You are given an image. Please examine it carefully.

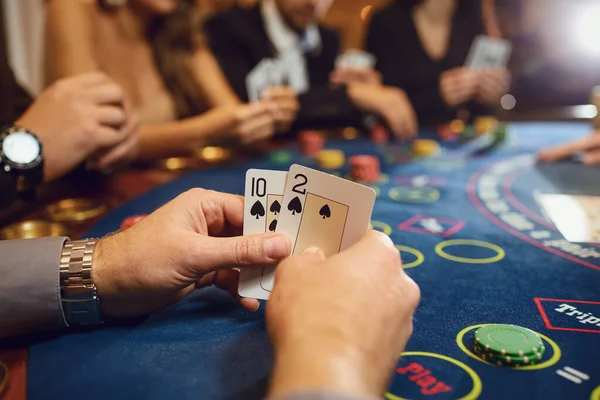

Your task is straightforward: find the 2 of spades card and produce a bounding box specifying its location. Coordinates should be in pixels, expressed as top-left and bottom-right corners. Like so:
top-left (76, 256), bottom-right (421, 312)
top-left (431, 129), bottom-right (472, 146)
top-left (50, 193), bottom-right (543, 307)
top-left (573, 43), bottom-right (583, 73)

top-left (259, 165), bottom-right (376, 292)
top-left (239, 169), bottom-right (287, 300)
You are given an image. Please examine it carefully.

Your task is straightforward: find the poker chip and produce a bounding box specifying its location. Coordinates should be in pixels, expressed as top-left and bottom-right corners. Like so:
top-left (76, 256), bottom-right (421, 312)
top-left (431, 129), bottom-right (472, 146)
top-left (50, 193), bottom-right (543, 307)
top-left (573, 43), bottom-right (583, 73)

top-left (299, 131), bottom-right (325, 156)
top-left (474, 324), bottom-right (544, 363)
top-left (349, 155), bottom-right (380, 183)
top-left (369, 125), bottom-right (389, 144)
top-left (316, 149), bottom-right (345, 169)
top-left (473, 343), bottom-right (544, 367)
top-left (438, 124), bottom-right (457, 142)
top-left (269, 151), bottom-right (293, 165)
top-left (474, 116), bottom-right (499, 135)
top-left (120, 215), bottom-right (147, 230)
top-left (411, 139), bottom-right (440, 156)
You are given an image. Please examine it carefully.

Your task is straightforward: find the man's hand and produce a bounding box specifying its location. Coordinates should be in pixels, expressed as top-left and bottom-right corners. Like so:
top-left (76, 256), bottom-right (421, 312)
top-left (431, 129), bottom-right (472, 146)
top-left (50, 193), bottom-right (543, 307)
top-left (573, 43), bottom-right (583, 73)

top-left (348, 83), bottom-right (418, 140)
top-left (221, 103), bottom-right (277, 146)
top-left (262, 87), bottom-right (300, 134)
top-left (93, 189), bottom-right (292, 319)
top-left (538, 132), bottom-right (600, 165)
top-left (330, 67), bottom-right (382, 86)
top-left (439, 67), bottom-right (479, 107)
top-left (267, 231), bottom-right (420, 399)
top-left (475, 67), bottom-right (511, 105)
top-left (15, 72), bottom-right (138, 181)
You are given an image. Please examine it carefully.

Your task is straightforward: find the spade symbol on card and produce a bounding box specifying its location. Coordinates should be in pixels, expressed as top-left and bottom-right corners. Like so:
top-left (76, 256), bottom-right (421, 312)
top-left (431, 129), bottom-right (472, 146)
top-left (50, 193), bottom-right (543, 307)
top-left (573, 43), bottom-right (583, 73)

top-left (251, 200), bottom-right (266, 219)
top-left (319, 204), bottom-right (331, 219)
top-left (288, 196), bottom-right (302, 215)
top-left (270, 200), bottom-right (281, 215)
top-left (269, 219), bottom-right (278, 232)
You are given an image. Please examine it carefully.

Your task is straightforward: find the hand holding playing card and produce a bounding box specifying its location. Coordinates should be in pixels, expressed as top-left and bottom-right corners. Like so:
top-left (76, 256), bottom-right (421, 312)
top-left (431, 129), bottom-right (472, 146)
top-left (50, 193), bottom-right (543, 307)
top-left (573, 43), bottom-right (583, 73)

top-left (475, 67), bottom-right (511, 105)
top-left (439, 67), bottom-right (480, 107)
top-left (92, 189), bottom-right (292, 319)
top-left (330, 67), bottom-right (382, 87)
top-left (538, 131), bottom-right (600, 165)
top-left (348, 83), bottom-right (418, 140)
top-left (267, 231), bottom-right (421, 399)
top-left (262, 87), bottom-right (300, 134)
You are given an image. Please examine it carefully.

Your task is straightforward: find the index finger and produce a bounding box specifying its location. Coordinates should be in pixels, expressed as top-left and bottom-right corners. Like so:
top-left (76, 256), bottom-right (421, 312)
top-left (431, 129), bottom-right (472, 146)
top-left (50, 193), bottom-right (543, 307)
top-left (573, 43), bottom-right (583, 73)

top-left (263, 86), bottom-right (297, 100)
top-left (69, 71), bottom-right (112, 87)
top-left (200, 191), bottom-right (246, 235)
top-left (330, 230), bottom-right (401, 274)
top-left (538, 134), bottom-right (600, 162)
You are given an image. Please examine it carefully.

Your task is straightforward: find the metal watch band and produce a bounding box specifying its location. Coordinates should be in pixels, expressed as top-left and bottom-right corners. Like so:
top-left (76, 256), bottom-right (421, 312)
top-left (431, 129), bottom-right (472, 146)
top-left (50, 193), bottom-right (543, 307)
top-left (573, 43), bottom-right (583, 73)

top-left (59, 239), bottom-right (103, 327)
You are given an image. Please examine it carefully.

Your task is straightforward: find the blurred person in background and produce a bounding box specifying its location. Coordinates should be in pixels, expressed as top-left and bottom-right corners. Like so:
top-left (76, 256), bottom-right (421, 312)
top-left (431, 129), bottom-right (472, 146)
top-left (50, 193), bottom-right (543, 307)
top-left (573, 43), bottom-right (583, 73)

top-left (0, 5), bottom-right (137, 209)
top-left (45, 0), bottom-right (299, 160)
top-left (204, 0), bottom-right (419, 139)
top-left (367, 0), bottom-right (510, 127)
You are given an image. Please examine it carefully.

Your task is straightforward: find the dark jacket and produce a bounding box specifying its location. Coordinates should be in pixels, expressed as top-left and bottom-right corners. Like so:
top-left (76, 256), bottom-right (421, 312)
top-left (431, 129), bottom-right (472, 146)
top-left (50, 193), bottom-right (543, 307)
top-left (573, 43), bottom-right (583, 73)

top-left (204, 5), bottom-right (364, 131)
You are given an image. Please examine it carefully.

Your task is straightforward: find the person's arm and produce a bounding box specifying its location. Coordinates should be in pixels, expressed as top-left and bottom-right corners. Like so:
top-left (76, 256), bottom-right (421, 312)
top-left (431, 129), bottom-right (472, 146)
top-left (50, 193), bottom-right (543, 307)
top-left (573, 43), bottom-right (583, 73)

top-left (482, 0), bottom-right (501, 38)
top-left (192, 47), bottom-right (241, 108)
top-left (0, 237), bottom-right (69, 339)
top-left (291, 87), bottom-right (364, 131)
top-left (44, 0), bottom-right (98, 83)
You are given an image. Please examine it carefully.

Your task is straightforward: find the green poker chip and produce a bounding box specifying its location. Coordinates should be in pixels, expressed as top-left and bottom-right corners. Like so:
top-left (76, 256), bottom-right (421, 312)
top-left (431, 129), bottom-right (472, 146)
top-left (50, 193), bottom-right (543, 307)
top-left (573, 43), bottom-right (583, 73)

top-left (474, 339), bottom-right (545, 358)
top-left (474, 324), bottom-right (544, 357)
top-left (473, 343), bottom-right (544, 367)
top-left (269, 151), bottom-right (293, 165)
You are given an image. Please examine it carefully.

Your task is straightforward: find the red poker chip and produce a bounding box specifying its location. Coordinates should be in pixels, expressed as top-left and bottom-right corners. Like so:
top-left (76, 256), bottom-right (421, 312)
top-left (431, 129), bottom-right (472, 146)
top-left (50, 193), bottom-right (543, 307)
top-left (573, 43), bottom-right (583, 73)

top-left (120, 215), bottom-right (147, 230)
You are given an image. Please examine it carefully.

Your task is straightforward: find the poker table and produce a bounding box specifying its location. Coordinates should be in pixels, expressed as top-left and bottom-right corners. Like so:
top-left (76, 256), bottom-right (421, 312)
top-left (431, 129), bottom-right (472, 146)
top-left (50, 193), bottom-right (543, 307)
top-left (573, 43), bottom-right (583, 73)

top-left (21, 122), bottom-right (600, 399)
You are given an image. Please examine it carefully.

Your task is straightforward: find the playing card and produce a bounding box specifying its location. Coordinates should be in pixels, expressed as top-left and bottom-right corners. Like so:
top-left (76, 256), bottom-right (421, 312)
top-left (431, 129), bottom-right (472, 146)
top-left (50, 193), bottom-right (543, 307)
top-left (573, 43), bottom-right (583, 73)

top-left (465, 35), bottom-right (512, 70)
top-left (335, 49), bottom-right (376, 69)
top-left (278, 48), bottom-right (309, 94)
top-left (538, 194), bottom-right (600, 243)
top-left (239, 169), bottom-right (288, 300)
top-left (246, 59), bottom-right (275, 102)
top-left (260, 165), bottom-right (376, 291)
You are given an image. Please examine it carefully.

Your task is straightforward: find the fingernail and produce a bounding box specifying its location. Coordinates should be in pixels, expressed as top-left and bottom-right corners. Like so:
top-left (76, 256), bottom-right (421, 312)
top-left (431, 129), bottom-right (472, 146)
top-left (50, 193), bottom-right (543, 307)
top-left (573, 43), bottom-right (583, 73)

top-left (300, 247), bottom-right (323, 255)
top-left (264, 234), bottom-right (291, 259)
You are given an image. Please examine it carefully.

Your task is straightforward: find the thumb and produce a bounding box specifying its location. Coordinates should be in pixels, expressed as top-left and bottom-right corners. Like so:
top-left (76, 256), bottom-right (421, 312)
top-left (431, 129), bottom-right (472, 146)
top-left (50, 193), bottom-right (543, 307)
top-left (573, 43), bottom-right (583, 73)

top-left (197, 233), bottom-right (292, 271)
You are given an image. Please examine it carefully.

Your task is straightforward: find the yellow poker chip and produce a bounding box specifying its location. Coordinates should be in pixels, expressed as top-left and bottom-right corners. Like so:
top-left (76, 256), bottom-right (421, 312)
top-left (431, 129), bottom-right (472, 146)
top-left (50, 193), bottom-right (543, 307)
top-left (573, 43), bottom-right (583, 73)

top-left (474, 116), bottom-right (499, 135)
top-left (411, 139), bottom-right (440, 157)
top-left (316, 149), bottom-right (345, 169)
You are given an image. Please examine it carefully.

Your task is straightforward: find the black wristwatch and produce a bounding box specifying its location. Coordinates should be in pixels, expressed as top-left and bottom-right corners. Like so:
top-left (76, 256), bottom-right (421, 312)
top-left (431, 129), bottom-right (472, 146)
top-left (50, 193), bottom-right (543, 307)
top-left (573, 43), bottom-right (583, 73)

top-left (0, 125), bottom-right (44, 194)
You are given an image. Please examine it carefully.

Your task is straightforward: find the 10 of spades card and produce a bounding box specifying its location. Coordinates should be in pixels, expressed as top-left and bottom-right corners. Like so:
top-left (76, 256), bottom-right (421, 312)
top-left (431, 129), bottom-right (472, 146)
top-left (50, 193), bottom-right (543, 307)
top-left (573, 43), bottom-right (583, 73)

top-left (238, 169), bottom-right (288, 300)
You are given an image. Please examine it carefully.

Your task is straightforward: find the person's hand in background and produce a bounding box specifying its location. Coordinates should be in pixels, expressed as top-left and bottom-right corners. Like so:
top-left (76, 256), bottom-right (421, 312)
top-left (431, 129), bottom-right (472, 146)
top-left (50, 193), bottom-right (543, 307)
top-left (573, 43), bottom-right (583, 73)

top-left (475, 67), bottom-right (511, 105)
top-left (348, 83), bottom-right (418, 140)
top-left (330, 67), bottom-right (382, 87)
top-left (93, 189), bottom-right (292, 319)
top-left (218, 102), bottom-right (277, 146)
top-left (439, 67), bottom-right (479, 107)
top-left (262, 87), bottom-right (300, 134)
top-left (267, 231), bottom-right (420, 399)
top-left (15, 72), bottom-right (138, 181)
top-left (538, 132), bottom-right (600, 165)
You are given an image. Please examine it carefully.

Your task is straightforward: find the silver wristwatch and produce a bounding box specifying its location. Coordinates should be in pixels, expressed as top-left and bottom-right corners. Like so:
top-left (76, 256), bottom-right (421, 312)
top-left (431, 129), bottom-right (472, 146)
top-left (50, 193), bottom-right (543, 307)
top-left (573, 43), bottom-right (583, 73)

top-left (59, 239), bottom-right (103, 327)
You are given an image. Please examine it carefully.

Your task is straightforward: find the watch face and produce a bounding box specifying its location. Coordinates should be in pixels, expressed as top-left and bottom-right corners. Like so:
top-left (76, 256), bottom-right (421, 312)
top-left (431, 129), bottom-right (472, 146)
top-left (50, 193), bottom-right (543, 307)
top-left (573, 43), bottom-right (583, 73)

top-left (2, 131), bottom-right (41, 165)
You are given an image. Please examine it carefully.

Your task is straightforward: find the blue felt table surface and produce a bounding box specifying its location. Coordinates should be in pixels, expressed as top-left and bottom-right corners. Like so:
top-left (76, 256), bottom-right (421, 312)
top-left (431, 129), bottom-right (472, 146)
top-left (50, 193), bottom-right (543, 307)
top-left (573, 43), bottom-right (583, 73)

top-left (26, 123), bottom-right (600, 400)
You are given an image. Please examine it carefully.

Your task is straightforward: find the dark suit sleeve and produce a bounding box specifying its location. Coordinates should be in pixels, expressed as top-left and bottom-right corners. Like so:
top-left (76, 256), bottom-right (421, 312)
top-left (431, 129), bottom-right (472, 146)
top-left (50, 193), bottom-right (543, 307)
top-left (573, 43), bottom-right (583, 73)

top-left (292, 30), bottom-right (365, 131)
top-left (366, 12), bottom-right (450, 120)
top-left (204, 17), bottom-right (255, 102)
top-left (0, 237), bottom-right (69, 339)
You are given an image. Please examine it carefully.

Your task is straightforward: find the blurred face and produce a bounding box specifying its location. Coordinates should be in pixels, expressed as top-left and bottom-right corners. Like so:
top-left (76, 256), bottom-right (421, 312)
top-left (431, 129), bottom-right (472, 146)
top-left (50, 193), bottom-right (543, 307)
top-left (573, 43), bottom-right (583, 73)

top-left (274, 0), bottom-right (332, 31)
top-left (132, 0), bottom-right (179, 15)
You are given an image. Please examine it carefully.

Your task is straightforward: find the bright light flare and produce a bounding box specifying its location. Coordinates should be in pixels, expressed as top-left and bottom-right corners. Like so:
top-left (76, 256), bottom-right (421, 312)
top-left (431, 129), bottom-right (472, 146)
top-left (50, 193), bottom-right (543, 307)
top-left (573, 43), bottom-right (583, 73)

top-left (571, 5), bottom-right (600, 57)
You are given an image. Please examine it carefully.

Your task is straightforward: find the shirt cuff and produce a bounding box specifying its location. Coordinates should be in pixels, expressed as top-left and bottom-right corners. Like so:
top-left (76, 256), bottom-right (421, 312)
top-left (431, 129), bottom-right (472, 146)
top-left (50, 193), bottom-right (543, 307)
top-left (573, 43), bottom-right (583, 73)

top-left (0, 236), bottom-right (69, 338)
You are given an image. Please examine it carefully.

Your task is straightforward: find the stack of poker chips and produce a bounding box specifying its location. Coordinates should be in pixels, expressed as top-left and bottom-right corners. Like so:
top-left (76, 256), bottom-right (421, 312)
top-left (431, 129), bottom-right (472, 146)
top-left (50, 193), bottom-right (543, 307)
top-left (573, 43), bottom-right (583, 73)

top-left (299, 131), bottom-right (325, 156)
top-left (369, 125), bottom-right (389, 144)
top-left (349, 155), bottom-right (380, 184)
top-left (411, 139), bottom-right (440, 157)
top-left (473, 324), bottom-right (546, 368)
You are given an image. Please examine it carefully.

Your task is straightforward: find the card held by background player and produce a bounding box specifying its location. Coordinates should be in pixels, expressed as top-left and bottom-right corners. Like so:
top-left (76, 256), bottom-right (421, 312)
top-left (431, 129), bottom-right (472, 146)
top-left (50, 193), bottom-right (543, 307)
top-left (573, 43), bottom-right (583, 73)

top-left (260, 165), bottom-right (376, 291)
top-left (239, 169), bottom-right (288, 300)
top-left (465, 35), bottom-right (512, 70)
